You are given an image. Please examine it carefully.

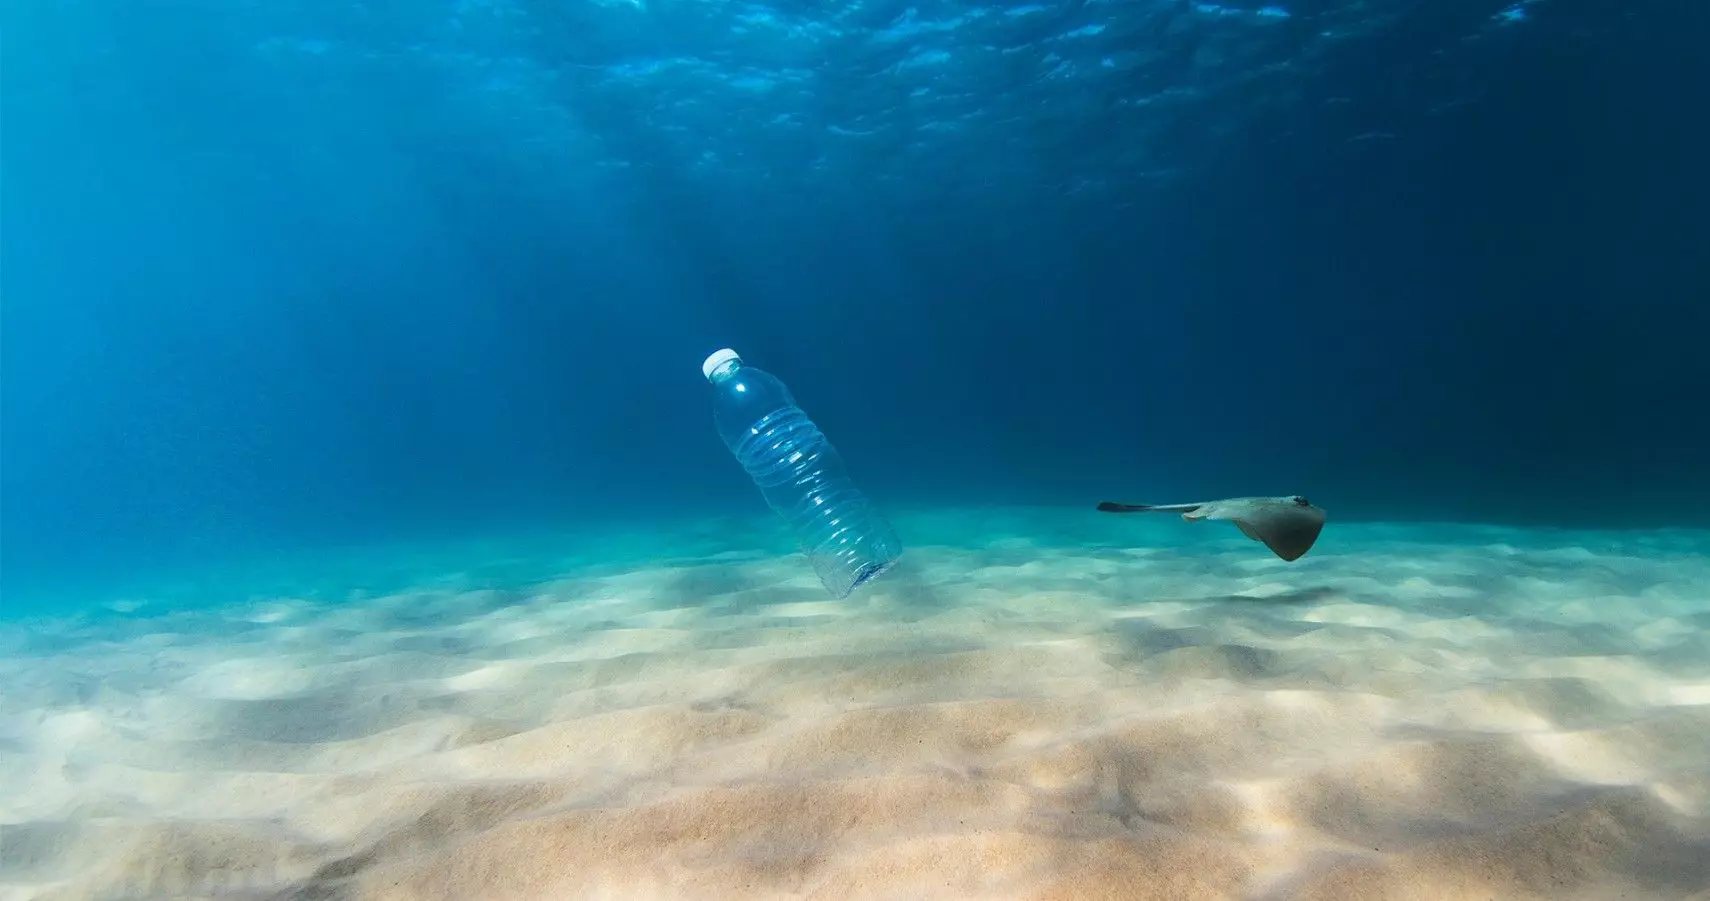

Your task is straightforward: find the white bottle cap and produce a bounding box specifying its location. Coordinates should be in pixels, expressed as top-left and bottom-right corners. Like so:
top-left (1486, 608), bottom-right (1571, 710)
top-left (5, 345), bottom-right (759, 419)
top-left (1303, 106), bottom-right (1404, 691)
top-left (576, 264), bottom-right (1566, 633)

top-left (701, 347), bottom-right (741, 381)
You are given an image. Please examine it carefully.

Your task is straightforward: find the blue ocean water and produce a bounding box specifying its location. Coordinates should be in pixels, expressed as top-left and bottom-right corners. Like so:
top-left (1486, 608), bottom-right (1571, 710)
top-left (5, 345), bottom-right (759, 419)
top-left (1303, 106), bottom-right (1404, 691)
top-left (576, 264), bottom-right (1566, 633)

top-left (5, 0), bottom-right (1705, 612)
top-left (3, 2), bottom-right (1709, 897)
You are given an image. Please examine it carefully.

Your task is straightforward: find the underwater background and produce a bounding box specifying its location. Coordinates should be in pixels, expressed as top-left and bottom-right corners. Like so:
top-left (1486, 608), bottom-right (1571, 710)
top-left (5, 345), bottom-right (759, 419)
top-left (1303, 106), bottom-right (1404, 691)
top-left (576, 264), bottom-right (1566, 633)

top-left (4, 3), bottom-right (1710, 899)
top-left (6, 0), bottom-right (1707, 611)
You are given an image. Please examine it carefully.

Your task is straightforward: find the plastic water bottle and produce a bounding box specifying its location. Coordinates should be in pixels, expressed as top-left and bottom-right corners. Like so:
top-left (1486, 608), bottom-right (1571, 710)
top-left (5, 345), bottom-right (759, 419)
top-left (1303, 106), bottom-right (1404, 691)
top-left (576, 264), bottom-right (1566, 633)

top-left (702, 348), bottom-right (902, 598)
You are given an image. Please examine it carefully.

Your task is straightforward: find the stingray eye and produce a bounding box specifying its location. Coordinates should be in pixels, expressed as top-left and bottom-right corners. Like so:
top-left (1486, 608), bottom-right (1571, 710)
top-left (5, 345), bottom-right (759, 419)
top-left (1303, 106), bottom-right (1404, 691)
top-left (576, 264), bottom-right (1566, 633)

top-left (1294, 496), bottom-right (1310, 506)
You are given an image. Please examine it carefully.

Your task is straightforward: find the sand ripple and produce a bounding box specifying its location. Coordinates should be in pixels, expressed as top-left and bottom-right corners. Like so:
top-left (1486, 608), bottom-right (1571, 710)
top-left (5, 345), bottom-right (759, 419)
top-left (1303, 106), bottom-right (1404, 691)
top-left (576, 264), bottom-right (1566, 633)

top-left (2, 516), bottom-right (1707, 900)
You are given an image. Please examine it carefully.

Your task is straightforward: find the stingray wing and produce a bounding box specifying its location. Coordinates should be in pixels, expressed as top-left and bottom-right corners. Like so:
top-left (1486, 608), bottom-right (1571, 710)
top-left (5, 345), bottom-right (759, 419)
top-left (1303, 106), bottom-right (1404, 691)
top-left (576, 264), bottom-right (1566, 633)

top-left (1237, 505), bottom-right (1327, 561)
top-left (1233, 520), bottom-right (1266, 543)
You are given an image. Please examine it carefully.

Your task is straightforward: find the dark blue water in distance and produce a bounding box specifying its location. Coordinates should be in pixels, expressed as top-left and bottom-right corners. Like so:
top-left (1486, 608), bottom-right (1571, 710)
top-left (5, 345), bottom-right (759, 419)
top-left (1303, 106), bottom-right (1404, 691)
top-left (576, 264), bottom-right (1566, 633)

top-left (3, 0), bottom-right (1706, 613)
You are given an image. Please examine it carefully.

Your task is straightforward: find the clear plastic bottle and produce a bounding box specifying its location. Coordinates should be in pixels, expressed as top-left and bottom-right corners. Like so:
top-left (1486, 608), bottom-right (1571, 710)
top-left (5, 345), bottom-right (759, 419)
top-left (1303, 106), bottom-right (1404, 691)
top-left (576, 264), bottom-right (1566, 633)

top-left (702, 348), bottom-right (902, 598)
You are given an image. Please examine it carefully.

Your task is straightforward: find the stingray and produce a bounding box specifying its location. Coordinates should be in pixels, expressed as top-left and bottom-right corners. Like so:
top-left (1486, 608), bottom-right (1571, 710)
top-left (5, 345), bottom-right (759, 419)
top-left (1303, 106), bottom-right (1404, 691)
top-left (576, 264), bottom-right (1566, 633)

top-left (1096, 496), bottom-right (1327, 562)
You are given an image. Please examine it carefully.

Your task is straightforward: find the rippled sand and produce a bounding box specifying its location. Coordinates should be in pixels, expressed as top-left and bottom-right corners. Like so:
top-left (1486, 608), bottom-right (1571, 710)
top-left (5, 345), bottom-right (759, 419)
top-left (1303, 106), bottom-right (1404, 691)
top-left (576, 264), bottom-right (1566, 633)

top-left (3, 509), bottom-right (1708, 900)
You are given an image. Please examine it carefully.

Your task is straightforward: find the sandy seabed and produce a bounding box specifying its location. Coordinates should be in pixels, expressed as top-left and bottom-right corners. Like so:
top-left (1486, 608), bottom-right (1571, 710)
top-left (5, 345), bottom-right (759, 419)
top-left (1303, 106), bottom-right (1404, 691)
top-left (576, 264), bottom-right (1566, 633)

top-left (3, 508), bottom-right (1709, 901)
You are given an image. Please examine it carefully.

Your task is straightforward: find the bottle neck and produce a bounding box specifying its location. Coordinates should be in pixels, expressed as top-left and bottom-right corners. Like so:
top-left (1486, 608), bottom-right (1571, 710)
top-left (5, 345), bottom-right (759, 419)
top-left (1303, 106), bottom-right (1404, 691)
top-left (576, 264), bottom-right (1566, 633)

top-left (709, 360), bottom-right (742, 382)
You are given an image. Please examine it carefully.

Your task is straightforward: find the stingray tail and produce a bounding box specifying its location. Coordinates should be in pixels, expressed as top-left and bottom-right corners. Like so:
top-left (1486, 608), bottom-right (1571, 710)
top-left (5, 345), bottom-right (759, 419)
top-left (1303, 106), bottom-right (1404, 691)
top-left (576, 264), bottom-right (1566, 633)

top-left (1097, 501), bottom-right (1154, 513)
top-left (1098, 501), bottom-right (1206, 514)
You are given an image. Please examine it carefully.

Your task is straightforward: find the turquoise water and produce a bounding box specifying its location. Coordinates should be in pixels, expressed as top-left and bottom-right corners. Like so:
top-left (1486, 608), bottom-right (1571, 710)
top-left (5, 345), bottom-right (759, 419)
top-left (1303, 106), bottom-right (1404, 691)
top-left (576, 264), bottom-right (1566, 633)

top-left (5, 0), bottom-right (1709, 896)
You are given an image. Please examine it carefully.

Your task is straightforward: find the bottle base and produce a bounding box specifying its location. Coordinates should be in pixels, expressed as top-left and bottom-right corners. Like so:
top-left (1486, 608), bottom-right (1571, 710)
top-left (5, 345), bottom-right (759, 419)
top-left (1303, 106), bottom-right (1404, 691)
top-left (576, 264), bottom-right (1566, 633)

top-left (845, 559), bottom-right (895, 595)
